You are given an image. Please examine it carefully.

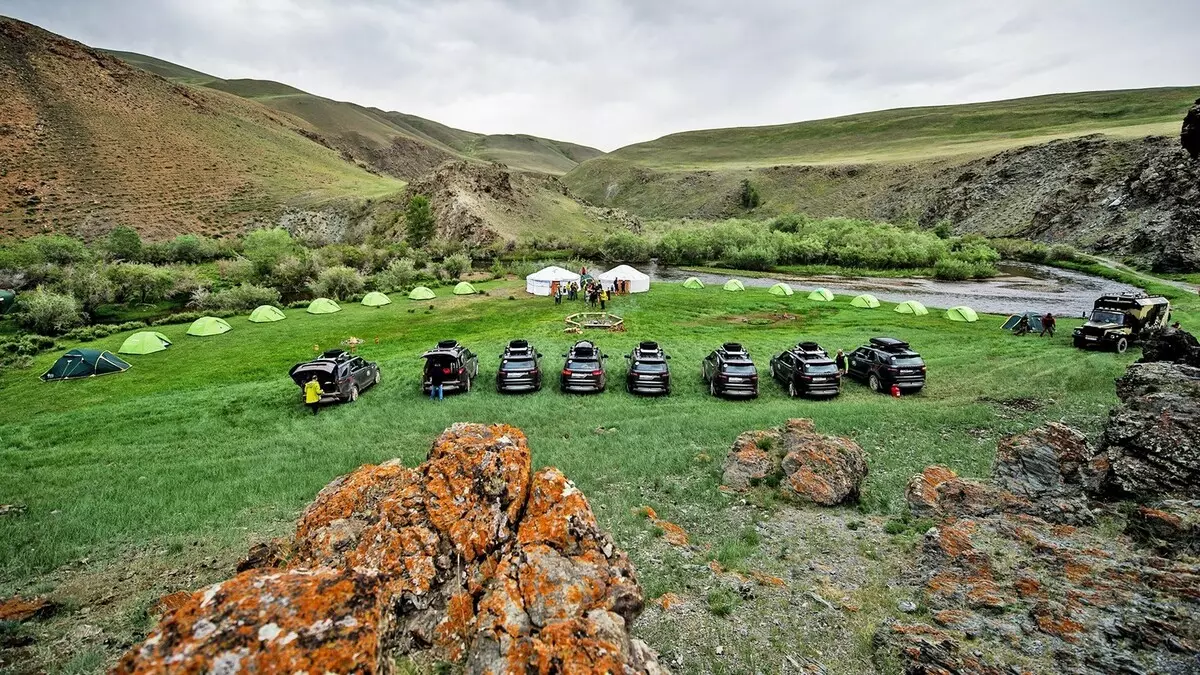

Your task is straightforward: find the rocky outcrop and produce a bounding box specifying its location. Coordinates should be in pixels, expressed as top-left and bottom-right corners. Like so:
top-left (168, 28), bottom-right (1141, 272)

top-left (1101, 362), bottom-right (1200, 500)
top-left (1183, 98), bottom-right (1200, 160)
top-left (115, 423), bottom-right (667, 674)
top-left (721, 419), bottom-right (867, 506)
top-left (1139, 326), bottom-right (1200, 367)
top-left (1125, 500), bottom-right (1200, 557)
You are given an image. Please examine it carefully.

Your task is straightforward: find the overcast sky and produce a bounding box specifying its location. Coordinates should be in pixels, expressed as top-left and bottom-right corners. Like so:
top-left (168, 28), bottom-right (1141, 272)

top-left (4, 0), bottom-right (1198, 150)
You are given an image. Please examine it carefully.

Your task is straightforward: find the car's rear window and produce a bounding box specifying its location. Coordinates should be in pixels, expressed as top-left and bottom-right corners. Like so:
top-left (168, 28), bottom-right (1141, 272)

top-left (501, 358), bottom-right (536, 371)
top-left (632, 361), bottom-right (668, 373)
top-left (722, 363), bottom-right (756, 375)
top-left (890, 355), bottom-right (924, 367)
top-left (804, 362), bottom-right (839, 375)
top-left (566, 360), bottom-right (600, 371)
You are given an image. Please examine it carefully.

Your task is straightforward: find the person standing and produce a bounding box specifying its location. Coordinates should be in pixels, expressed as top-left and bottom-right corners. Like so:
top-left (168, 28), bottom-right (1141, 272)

top-left (1040, 312), bottom-right (1057, 337)
top-left (599, 288), bottom-right (608, 311)
top-left (835, 349), bottom-right (847, 375)
top-left (429, 365), bottom-right (446, 402)
top-left (305, 376), bottom-right (322, 416)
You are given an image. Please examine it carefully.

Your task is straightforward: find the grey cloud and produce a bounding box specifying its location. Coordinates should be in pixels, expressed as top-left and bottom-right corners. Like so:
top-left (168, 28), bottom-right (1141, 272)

top-left (2, 0), bottom-right (1197, 150)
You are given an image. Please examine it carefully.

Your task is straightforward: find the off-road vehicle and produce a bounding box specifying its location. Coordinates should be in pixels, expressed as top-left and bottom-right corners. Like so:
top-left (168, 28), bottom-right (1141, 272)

top-left (560, 340), bottom-right (607, 393)
top-left (846, 337), bottom-right (925, 394)
top-left (496, 339), bottom-right (543, 393)
top-left (420, 340), bottom-right (479, 395)
top-left (625, 341), bottom-right (671, 395)
top-left (701, 343), bottom-right (758, 398)
top-left (770, 341), bottom-right (841, 398)
top-left (289, 349), bottom-right (380, 404)
top-left (1073, 293), bottom-right (1170, 353)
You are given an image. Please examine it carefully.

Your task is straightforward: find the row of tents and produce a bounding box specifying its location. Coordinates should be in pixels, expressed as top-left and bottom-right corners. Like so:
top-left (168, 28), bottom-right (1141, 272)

top-left (687, 277), bottom-right (979, 322)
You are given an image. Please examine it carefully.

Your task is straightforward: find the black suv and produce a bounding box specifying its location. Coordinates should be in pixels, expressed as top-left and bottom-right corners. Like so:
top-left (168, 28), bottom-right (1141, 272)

top-left (625, 341), bottom-right (671, 395)
top-left (770, 342), bottom-right (841, 397)
top-left (496, 339), bottom-right (543, 393)
top-left (846, 337), bottom-right (926, 394)
top-left (420, 340), bottom-right (479, 395)
top-left (702, 343), bottom-right (758, 398)
top-left (289, 349), bottom-right (380, 404)
top-left (560, 340), bottom-right (607, 393)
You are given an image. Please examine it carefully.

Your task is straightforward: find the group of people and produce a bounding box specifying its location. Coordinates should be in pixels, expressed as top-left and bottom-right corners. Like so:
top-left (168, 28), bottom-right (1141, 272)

top-left (1013, 312), bottom-right (1057, 337)
top-left (550, 279), bottom-right (634, 311)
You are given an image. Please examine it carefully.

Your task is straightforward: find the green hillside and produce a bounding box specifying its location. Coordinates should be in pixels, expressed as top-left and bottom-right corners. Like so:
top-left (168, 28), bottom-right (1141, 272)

top-left (103, 51), bottom-right (605, 176)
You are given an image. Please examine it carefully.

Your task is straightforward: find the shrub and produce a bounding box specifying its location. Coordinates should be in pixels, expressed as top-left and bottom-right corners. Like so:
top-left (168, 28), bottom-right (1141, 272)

top-left (168, 234), bottom-right (222, 264)
top-left (269, 254), bottom-right (321, 295)
top-left (107, 263), bottom-right (175, 304)
top-left (104, 226), bottom-right (143, 261)
top-left (932, 258), bottom-right (975, 280)
top-left (13, 288), bottom-right (84, 335)
top-left (197, 283), bottom-right (281, 311)
top-left (62, 264), bottom-right (114, 314)
top-left (988, 238), bottom-right (1049, 263)
top-left (373, 258), bottom-right (419, 291)
top-left (23, 235), bottom-right (92, 265)
top-left (242, 228), bottom-right (297, 275)
top-left (1048, 244), bottom-right (1079, 262)
top-left (738, 179), bottom-right (761, 209)
top-left (311, 266), bottom-right (364, 300)
top-left (722, 243), bottom-right (778, 271)
top-left (442, 253), bottom-right (472, 279)
top-left (601, 232), bottom-right (651, 263)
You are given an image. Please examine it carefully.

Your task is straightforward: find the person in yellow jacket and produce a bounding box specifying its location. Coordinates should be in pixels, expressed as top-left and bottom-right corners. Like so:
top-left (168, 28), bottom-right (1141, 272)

top-left (304, 376), bottom-right (323, 415)
top-left (599, 288), bottom-right (609, 311)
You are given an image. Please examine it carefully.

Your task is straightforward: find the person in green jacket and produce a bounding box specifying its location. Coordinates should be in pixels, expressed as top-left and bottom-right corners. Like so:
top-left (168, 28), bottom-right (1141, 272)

top-left (304, 376), bottom-right (322, 415)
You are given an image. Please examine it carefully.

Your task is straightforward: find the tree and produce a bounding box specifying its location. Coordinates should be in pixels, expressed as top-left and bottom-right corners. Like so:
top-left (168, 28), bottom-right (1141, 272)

top-left (105, 226), bottom-right (143, 261)
top-left (442, 253), bottom-right (472, 279)
top-left (269, 254), bottom-right (322, 296)
top-left (311, 266), bottom-right (364, 300)
top-left (63, 264), bottom-right (114, 315)
top-left (241, 228), bottom-right (296, 276)
top-left (405, 195), bottom-right (436, 246)
top-left (738, 179), bottom-right (761, 210)
top-left (13, 287), bottom-right (83, 335)
top-left (107, 263), bottom-right (175, 305)
top-left (373, 258), bottom-right (418, 291)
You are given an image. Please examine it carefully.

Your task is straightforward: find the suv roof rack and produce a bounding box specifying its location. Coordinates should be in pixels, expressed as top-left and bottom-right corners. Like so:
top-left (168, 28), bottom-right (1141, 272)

top-left (321, 349), bottom-right (348, 360)
top-left (795, 341), bottom-right (825, 354)
top-left (572, 346), bottom-right (597, 358)
top-left (638, 341), bottom-right (659, 351)
top-left (720, 342), bottom-right (748, 355)
top-left (870, 337), bottom-right (910, 351)
top-left (437, 339), bottom-right (459, 349)
top-left (508, 339), bottom-right (529, 349)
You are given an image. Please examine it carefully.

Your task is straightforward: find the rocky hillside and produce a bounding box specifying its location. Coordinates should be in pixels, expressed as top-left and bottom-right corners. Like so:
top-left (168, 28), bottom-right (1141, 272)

top-left (0, 17), bottom-right (403, 242)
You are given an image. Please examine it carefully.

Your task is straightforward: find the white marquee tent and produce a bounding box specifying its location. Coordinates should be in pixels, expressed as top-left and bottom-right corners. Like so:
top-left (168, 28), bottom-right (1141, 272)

top-left (525, 265), bottom-right (581, 296)
top-left (597, 265), bottom-right (650, 293)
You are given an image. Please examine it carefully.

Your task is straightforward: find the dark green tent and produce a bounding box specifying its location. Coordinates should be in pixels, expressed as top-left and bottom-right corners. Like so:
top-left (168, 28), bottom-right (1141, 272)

top-left (0, 289), bottom-right (14, 316)
top-left (41, 348), bottom-right (130, 382)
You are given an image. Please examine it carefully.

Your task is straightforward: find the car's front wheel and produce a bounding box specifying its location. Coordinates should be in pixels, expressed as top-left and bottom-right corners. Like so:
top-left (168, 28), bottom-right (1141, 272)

top-left (349, 385), bottom-right (359, 402)
top-left (869, 374), bottom-right (882, 393)
top-left (709, 379), bottom-right (717, 397)
top-left (1116, 337), bottom-right (1129, 354)
top-left (788, 380), bottom-right (798, 398)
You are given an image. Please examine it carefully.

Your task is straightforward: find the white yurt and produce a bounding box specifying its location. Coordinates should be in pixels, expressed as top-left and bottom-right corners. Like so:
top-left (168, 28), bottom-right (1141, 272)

top-left (597, 264), bottom-right (650, 293)
top-left (525, 265), bottom-right (581, 296)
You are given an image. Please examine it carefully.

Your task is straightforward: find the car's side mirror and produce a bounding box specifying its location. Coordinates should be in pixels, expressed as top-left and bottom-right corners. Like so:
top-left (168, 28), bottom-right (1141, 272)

top-left (537, 353), bottom-right (543, 358)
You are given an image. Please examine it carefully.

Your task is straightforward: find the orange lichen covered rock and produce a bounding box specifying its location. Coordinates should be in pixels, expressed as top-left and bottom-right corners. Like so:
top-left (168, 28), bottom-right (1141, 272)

top-left (720, 418), bottom-right (867, 505)
top-left (721, 429), bottom-right (779, 490)
top-left (640, 506), bottom-right (690, 547)
top-left (0, 595), bottom-right (54, 622)
top-left (115, 423), bottom-right (666, 675)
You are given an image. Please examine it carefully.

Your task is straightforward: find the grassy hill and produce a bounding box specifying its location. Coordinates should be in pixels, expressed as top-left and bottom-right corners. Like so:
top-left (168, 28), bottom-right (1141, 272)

top-left (103, 53), bottom-right (604, 177)
top-left (0, 17), bottom-right (404, 241)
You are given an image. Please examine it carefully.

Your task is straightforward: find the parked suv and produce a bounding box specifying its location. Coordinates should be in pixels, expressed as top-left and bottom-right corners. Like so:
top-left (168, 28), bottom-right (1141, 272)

top-left (560, 340), bottom-right (607, 393)
top-left (420, 340), bottom-right (479, 395)
top-left (702, 343), bottom-right (758, 398)
top-left (289, 349), bottom-right (380, 404)
top-left (625, 341), bottom-right (671, 395)
top-left (846, 337), bottom-right (926, 394)
top-left (496, 339), bottom-right (543, 393)
top-left (770, 342), bottom-right (841, 398)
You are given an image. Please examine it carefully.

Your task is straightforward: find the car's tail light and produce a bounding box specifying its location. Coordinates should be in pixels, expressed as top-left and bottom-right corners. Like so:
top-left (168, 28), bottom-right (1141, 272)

top-left (716, 373), bottom-right (728, 381)
top-left (562, 369), bottom-right (571, 376)
top-left (592, 370), bottom-right (603, 376)
top-left (458, 368), bottom-right (465, 374)
top-left (750, 375), bottom-right (758, 382)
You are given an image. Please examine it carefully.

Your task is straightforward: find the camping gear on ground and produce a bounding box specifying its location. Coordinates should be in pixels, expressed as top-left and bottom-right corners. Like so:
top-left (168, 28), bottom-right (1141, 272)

top-left (409, 286), bottom-right (436, 300)
top-left (248, 305), bottom-right (286, 323)
top-left (946, 306), bottom-right (979, 323)
top-left (807, 288), bottom-right (834, 302)
top-left (850, 294), bottom-right (880, 308)
top-left (682, 277), bottom-right (705, 289)
top-left (187, 316), bottom-right (232, 336)
top-left (596, 265), bottom-right (650, 293)
top-left (0, 289), bottom-right (14, 315)
top-left (525, 266), bottom-right (582, 296)
top-left (453, 282), bottom-right (478, 295)
top-left (1002, 312), bottom-right (1044, 334)
top-left (307, 298), bottom-right (342, 314)
top-left (361, 292), bottom-right (391, 307)
top-left (768, 282), bottom-right (794, 296)
top-left (41, 348), bottom-right (130, 381)
top-left (118, 331), bottom-right (171, 355)
top-left (894, 301), bottom-right (929, 316)
top-left (723, 279), bottom-right (745, 292)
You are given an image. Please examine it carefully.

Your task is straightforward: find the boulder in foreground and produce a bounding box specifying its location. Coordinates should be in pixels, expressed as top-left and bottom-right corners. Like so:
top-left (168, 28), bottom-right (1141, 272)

top-left (722, 419), bottom-right (867, 506)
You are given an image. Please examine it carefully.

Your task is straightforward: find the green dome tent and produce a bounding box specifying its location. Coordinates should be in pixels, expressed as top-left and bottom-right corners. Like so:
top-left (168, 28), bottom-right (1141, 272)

top-left (248, 305), bottom-right (286, 323)
top-left (118, 331), bottom-right (171, 355)
top-left (682, 277), bottom-right (705, 289)
top-left (409, 286), bottom-right (436, 300)
top-left (722, 279), bottom-right (745, 292)
top-left (361, 292), bottom-right (391, 307)
top-left (307, 298), bottom-right (342, 314)
top-left (850, 294), bottom-right (880, 308)
top-left (807, 288), bottom-right (834, 302)
top-left (41, 348), bottom-right (130, 381)
top-left (768, 282), bottom-right (794, 296)
top-left (0, 289), bottom-right (14, 315)
top-left (187, 316), bottom-right (232, 336)
top-left (453, 282), bottom-right (477, 295)
top-left (894, 300), bottom-right (929, 316)
top-left (946, 306), bottom-right (979, 323)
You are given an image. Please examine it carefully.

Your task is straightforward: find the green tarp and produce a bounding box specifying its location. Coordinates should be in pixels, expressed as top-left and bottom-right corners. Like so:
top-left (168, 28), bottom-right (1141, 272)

top-left (307, 298), bottom-right (341, 314)
top-left (361, 292), bottom-right (391, 307)
top-left (947, 306), bottom-right (979, 323)
top-left (248, 305), bottom-right (286, 323)
top-left (850, 294), bottom-right (880, 308)
top-left (0, 289), bottom-right (14, 316)
top-left (894, 300), bottom-right (929, 316)
top-left (807, 288), bottom-right (834, 302)
top-left (682, 277), bottom-right (705, 289)
top-left (768, 282), bottom-right (794, 296)
top-left (722, 279), bottom-right (745, 292)
top-left (41, 348), bottom-right (130, 381)
top-left (187, 316), bottom-right (232, 336)
top-left (453, 282), bottom-right (477, 295)
top-left (119, 331), bottom-right (171, 355)
top-left (409, 286), bottom-right (436, 300)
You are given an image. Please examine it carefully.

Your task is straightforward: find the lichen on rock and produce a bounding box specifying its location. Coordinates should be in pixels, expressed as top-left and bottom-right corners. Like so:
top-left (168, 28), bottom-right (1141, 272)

top-left (720, 418), bottom-right (867, 506)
